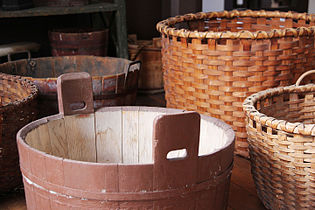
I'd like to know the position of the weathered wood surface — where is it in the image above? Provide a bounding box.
[0,3,118,18]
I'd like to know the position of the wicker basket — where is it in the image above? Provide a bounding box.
[157,10,315,157]
[0,73,38,192]
[243,70,315,209]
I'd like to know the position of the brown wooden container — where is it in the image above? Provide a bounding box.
[243,70,315,209]
[17,72,235,209]
[0,73,38,192]
[33,0,88,7]
[49,29,109,57]
[157,10,315,158]
[128,36,163,93]
[0,56,140,118]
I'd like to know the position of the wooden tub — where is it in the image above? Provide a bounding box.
[17,72,235,209]
[0,55,140,118]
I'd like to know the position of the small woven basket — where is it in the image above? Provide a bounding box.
[157,10,315,157]
[0,73,38,192]
[243,70,315,209]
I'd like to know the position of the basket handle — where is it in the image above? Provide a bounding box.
[295,70,315,86]
[57,72,94,116]
[152,111,200,190]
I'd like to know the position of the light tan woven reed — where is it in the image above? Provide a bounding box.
[243,70,315,209]
[157,10,315,157]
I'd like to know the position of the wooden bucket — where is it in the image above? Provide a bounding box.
[32,0,88,7]
[128,36,163,93]
[0,56,140,118]
[17,72,235,209]
[49,29,109,57]
[0,73,38,192]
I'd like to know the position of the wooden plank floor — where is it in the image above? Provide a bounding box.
[0,93,267,209]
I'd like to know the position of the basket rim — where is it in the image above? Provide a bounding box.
[156,10,315,39]
[0,73,38,114]
[243,84,315,136]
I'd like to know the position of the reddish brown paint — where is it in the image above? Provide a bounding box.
[0,56,140,118]
[49,29,109,57]
[16,73,235,209]
[17,108,235,209]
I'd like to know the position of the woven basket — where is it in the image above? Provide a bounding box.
[0,73,38,192]
[157,10,315,157]
[243,70,315,209]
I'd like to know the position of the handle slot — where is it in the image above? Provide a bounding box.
[69,101,86,111]
[166,148,187,161]
[57,72,94,116]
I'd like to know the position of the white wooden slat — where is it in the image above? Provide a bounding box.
[95,109,122,163]
[47,118,68,158]
[138,111,161,164]
[64,114,96,162]
[36,124,52,154]
[122,109,139,164]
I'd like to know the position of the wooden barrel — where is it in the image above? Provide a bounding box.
[17,72,235,209]
[128,37,163,93]
[0,56,140,118]
[33,0,88,7]
[49,29,109,57]
[0,73,38,192]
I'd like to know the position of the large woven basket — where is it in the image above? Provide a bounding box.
[243,70,315,209]
[0,73,38,192]
[157,10,315,157]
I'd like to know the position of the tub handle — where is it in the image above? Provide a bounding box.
[57,72,94,116]
[152,111,200,190]
[126,60,141,75]
[7,50,31,62]
[295,70,315,86]
[123,60,141,91]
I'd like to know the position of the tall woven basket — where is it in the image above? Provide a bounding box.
[243,70,315,209]
[157,10,315,157]
[0,73,38,192]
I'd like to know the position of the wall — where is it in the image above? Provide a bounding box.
[126,0,202,40]
[309,0,315,13]
[202,0,224,12]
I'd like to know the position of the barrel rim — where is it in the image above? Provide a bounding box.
[0,55,138,79]
[17,106,235,166]
[49,28,109,35]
